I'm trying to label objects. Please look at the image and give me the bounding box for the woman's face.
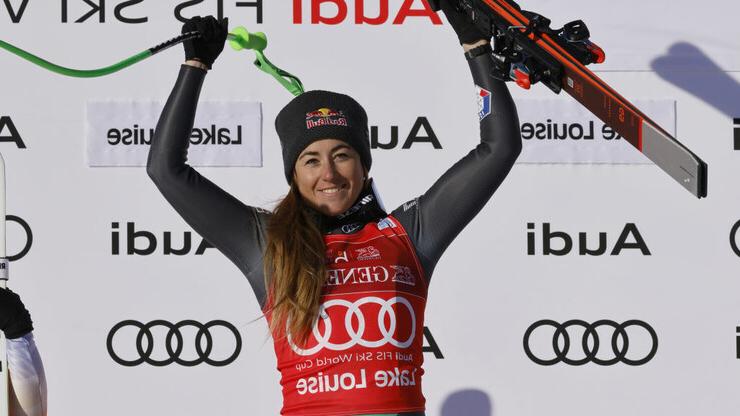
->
[293,138,366,217]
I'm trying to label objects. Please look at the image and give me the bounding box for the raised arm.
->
[146,16,268,307]
[393,4,521,281]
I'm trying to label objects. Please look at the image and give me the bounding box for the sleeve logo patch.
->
[476,86,492,121]
[402,198,418,212]
[377,217,397,230]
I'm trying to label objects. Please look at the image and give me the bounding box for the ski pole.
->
[0,26,304,96]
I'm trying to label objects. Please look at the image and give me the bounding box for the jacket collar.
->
[311,179,387,235]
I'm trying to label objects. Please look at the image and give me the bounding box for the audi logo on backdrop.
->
[292,0,441,25]
[523,319,658,366]
[0,116,26,148]
[370,117,443,150]
[6,215,32,261]
[731,220,740,257]
[289,296,416,356]
[107,320,242,367]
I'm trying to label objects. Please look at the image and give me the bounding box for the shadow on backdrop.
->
[440,389,493,416]
[651,42,740,118]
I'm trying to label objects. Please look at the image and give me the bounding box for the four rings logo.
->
[288,296,416,356]
[523,319,658,366]
[6,215,32,261]
[731,220,740,257]
[107,320,242,367]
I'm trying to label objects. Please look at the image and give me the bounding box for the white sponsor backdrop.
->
[516,98,674,164]
[1,1,738,415]
[86,100,263,166]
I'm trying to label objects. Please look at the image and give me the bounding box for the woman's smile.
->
[294,139,366,216]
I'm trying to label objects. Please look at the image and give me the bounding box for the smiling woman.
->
[147,6,521,416]
[293,140,366,217]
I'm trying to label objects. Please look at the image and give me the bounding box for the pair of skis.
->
[429,0,708,198]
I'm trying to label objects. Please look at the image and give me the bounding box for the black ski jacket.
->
[147,54,521,311]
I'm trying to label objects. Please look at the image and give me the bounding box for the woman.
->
[0,288,47,416]
[148,3,520,415]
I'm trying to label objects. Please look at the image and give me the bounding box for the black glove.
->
[0,288,34,339]
[440,1,490,45]
[182,15,229,69]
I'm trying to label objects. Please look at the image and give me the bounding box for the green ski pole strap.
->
[253,51,304,96]
[228,26,305,96]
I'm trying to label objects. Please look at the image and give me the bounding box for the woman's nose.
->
[321,161,339,180]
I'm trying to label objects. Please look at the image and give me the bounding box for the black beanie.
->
[275,90,372,183]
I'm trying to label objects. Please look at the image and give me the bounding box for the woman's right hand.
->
[182,15,229,69]
[0,288,33,339]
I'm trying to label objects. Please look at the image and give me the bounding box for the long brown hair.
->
[264,183,327,346]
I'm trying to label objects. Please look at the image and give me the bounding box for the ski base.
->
[641,120,707,197]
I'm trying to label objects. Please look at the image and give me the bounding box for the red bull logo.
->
[306,108,349,129]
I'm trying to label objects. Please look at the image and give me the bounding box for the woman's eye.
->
[305,158,319,166]
[334,153,349,160]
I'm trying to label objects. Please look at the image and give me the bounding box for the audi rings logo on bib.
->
[523,319,658,366]
[288,296,416,356]
[106,320,242,367]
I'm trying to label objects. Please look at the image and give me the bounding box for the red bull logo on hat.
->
[306,107,349,129]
